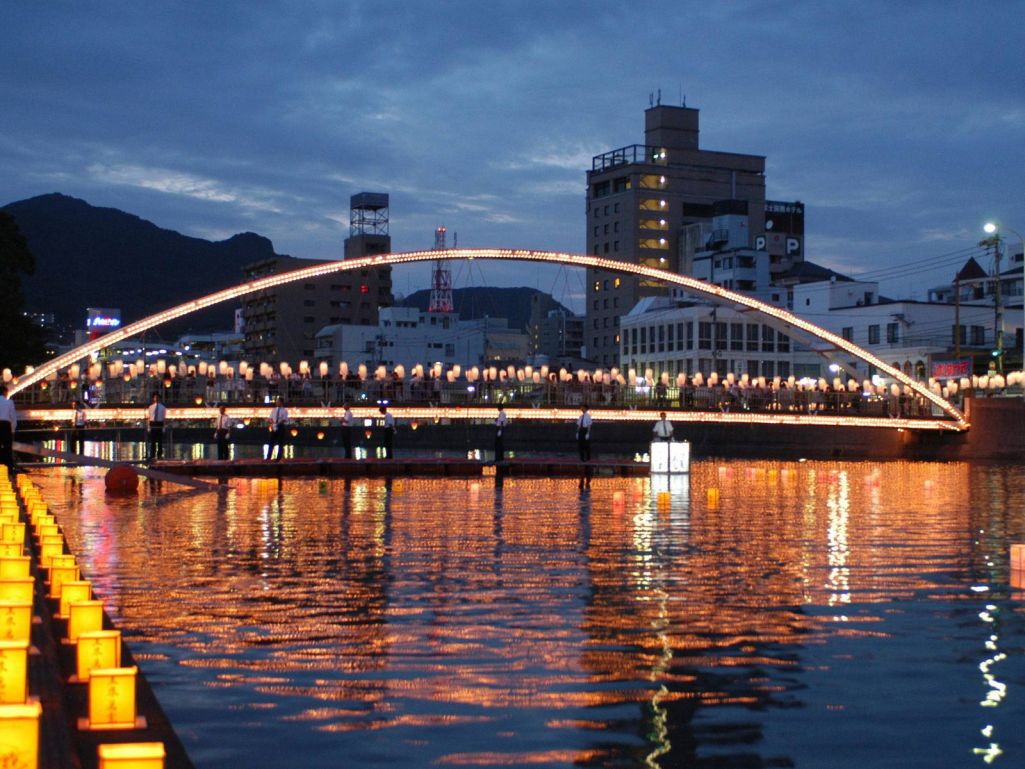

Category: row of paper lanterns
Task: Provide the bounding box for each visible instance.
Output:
[0,467,165,768]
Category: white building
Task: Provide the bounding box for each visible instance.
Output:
[314,307,529,370]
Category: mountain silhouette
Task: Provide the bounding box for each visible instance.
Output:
[1,193,285,336]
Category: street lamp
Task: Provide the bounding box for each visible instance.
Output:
[984,221,1025,390]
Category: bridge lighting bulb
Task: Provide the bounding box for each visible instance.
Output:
[984,222,998,235]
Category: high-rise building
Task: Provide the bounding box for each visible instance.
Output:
[241,192,394,364]
[585,104,766,366]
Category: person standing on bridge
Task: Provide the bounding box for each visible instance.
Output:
[0,385,17,472]
[494,405,508,462]
[145,392,166,463]
[71,400,87,454]
[267,397,288,461]
[215,405,231,461]
[576,405,592,462]
[380,405,395,459]
[653,411,674,442]
[341,403,354,459]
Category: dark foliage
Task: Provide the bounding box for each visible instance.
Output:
[0,211,47,369]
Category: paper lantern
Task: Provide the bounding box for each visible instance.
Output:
[0,604,32,643]
[0,701,41,767]
[98,742,166,769]
[84,666,139,730]
[47,563,80,600]
[67,600,105,643]
[0,558,29,580]
[76,630,122,682]
[0,545,21,558]
[0,640,28,704]
[0,523,24,545]
[38,537,66,569]
[58,581,92,618]
[1012,544,1025,572]
[0,580,33,605]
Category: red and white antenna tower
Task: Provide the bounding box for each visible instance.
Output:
[428,226,453,313]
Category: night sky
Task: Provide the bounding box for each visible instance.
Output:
[3,1,1023,311]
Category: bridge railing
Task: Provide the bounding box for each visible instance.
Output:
[12,374,946,420]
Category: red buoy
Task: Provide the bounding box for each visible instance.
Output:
[104,464,139,494]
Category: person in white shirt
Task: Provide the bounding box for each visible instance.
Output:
[653,412,674,442]
[267,397,288,461]
[145,393,167,462]
[341,404,354,459]
[215,405,232,461]
[494,406,509,462]
[576,405,592,462]
[0,385,17,471]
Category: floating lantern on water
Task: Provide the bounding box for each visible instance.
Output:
[289,427,298,438]
[84,666,139,730]
[316,431,325,441]
[1011,544,1025,572]
[707,488,720,508]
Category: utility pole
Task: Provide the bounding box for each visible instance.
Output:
[980,232,1004,374]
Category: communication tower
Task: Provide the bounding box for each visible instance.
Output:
[429,226,453,313]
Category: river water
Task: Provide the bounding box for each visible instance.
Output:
[31,460,1025,768]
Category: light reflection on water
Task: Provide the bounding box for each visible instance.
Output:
[32,461,1025,768]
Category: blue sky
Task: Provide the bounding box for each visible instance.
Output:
[2,1,1023,312]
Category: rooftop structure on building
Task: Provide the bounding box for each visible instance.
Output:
[242,192,394,363]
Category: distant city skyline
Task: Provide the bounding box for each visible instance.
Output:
[3,1,1023,313]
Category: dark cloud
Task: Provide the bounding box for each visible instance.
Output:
[2,1,1022,309]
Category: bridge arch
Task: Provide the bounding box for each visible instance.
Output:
[9,248,967,429]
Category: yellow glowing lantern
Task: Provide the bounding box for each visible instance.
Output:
[0,640,29,704]
[47,563,81,600]
[316,431,324,440]
[289,427,298,438]
[0,523,24,545]
[0,701,41,768]
[0,580,33,605]
[31,512,55,530]
[98,742,166,769]
[84,666,139,730]
[76,630,122,682]
[58,581,91,618]
[38,538,66,568]
[0,603,32,643]
[1012,544,1025,572]
[0,557,30,579]
[707,487,720,508]
[46,554,77,572]
[0,544,21,558]
[35,522,60,541]
[67,600,105,643]
[194,395,203,406]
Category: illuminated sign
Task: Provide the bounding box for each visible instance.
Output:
[86,308,122,331]
[931,358,972,380]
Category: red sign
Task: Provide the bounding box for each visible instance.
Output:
[930,359,971,379]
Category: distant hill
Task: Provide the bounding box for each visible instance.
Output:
[399,287,571,332]
[1,193,287,335]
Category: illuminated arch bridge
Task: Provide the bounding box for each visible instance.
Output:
[10,249,968,432]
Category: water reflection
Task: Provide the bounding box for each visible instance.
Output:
[30,461,1025,768]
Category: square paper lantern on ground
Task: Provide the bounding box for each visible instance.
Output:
[0,557,30,579]
[0,640,29,705]
[0,579,34,605]
[0,522,24,545]
[0,603,32,643]
[67,600,105,643]
[58,581,92,618]
[0,544,23,558]
[0,701,41,768]
[83,666,141,730]
[76,630,121,682]
[98,742,166,769]
[38,538,65,569]
[47,563,80,600]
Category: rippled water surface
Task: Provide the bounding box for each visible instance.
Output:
[31,461,1025,768]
